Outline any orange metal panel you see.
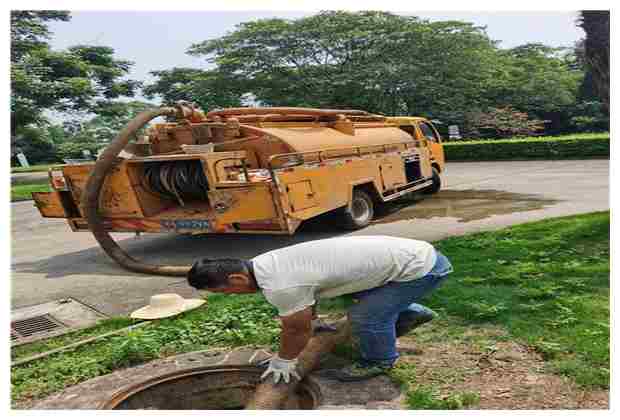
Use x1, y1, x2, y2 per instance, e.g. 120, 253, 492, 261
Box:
98, 165, 144, 217
418, 147, 433, 178
286, 180, 317, 212
379, 155, 407, 190
209, 185, 278, 224
62, 163, 143, 218
276, 157, 383, 220
32, 192, 68, 218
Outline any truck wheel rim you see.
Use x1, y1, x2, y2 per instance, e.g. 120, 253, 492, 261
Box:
352, 197, 370, 222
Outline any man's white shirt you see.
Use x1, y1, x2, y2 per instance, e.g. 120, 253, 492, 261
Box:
252, 236, 437, 316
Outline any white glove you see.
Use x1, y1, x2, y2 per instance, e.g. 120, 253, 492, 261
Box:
260, 355, 301, 384
311, 318, 337, 333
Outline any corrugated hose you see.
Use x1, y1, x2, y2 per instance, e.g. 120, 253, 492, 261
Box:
81, 106, 192, 276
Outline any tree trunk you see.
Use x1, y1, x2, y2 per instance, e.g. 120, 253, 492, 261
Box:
579, 11, 610, 112
245, 318, 352, 409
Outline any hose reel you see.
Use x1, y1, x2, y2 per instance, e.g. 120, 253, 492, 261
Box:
143, 160, 210, 205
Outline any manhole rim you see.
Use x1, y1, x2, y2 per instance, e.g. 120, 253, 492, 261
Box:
99, 364, 322, 410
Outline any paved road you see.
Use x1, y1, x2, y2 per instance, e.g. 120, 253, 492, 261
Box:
11, 160, 609, 316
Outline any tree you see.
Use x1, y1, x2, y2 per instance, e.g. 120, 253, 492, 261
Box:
143, 68, 244, 110
56, 101, 156, 160
10, 11, 141, 138
186, 11, 500, 119
10, 11, 70, 62
463, 107, 545, 138
184, 11, 582, 132
11, 126, 57, 164
490, 44, 581, 114
569, 39, 608, 132
146, 11, 589, 136
481, 43, 582, 133
578, 11, 609, 111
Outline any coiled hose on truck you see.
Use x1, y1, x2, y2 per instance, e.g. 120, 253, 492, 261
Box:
81, 106, 192, 276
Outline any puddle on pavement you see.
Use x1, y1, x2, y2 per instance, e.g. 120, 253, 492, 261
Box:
372, 189, 560, 224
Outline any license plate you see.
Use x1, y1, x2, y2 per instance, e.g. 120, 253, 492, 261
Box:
160, 220, 211, 232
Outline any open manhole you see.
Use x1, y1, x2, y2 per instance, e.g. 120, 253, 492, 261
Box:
101, 366, 320, 410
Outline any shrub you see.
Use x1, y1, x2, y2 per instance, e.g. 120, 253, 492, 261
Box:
55, 142, 103, 162
463, 107, 545, 139
11, 126, 57, 165
568, 101, 609, 132
444, 133, 609, 161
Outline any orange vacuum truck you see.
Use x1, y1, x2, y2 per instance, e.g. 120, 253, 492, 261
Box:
32, 103, 446, 276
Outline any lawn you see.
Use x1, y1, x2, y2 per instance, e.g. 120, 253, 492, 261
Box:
391, 211, 610, 408
11, 183, 50, 201
427, 211, 609, 388
10, 211, 610, 408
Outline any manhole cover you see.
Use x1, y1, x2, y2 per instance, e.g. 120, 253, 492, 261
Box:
11, 298, 107, 346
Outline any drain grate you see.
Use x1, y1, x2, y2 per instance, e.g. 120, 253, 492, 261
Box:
11, 314, 66, 341
11, 298, 107, 346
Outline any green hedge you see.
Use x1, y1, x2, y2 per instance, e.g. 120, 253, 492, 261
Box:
443, 133, 610, 161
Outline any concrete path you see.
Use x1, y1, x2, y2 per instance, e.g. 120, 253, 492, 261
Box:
11, 160, 609, 317
11, 172, 49, 185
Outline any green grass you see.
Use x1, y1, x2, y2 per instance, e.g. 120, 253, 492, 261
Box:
11, 183, 50, 201
10, 212, 610, 407
405, 386, 480, 410
425, 211, 610, 388
11, 318, 135, 361
384, 212, 610, 409
11, 164, 59, 173
11, 293, 281, 404
390, 363, 479, 409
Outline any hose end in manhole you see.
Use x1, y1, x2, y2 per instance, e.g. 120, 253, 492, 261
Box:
100, 365, 321, 410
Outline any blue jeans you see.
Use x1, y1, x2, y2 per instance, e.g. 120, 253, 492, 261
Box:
348, 251, 453, 367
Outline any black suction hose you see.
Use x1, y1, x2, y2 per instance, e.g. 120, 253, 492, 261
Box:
81, 107, 192, 276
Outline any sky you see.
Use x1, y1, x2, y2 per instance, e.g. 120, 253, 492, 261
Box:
47, 10, 586, 97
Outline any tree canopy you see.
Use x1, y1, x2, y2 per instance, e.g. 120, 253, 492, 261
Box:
186, 11, 501, 117
10, 10, 607, 165
162, 11, 583, 134
143, 67, 244, 110
10, 11, 141, 136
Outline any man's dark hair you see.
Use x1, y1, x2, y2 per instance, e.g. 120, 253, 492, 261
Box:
187, 258, 247, 290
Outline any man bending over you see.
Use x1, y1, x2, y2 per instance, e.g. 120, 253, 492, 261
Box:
187, 235, 452, 382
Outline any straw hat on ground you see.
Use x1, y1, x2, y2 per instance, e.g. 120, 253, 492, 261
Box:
130, 293, 206, 320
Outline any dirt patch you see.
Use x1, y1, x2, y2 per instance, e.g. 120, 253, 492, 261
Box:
397, 328, 608, 409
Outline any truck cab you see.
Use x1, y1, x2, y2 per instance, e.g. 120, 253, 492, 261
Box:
385, 117, 446, 174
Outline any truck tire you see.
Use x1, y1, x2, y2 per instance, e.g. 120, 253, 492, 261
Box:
340, 189, 374, 230
424, 167, 441, 194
